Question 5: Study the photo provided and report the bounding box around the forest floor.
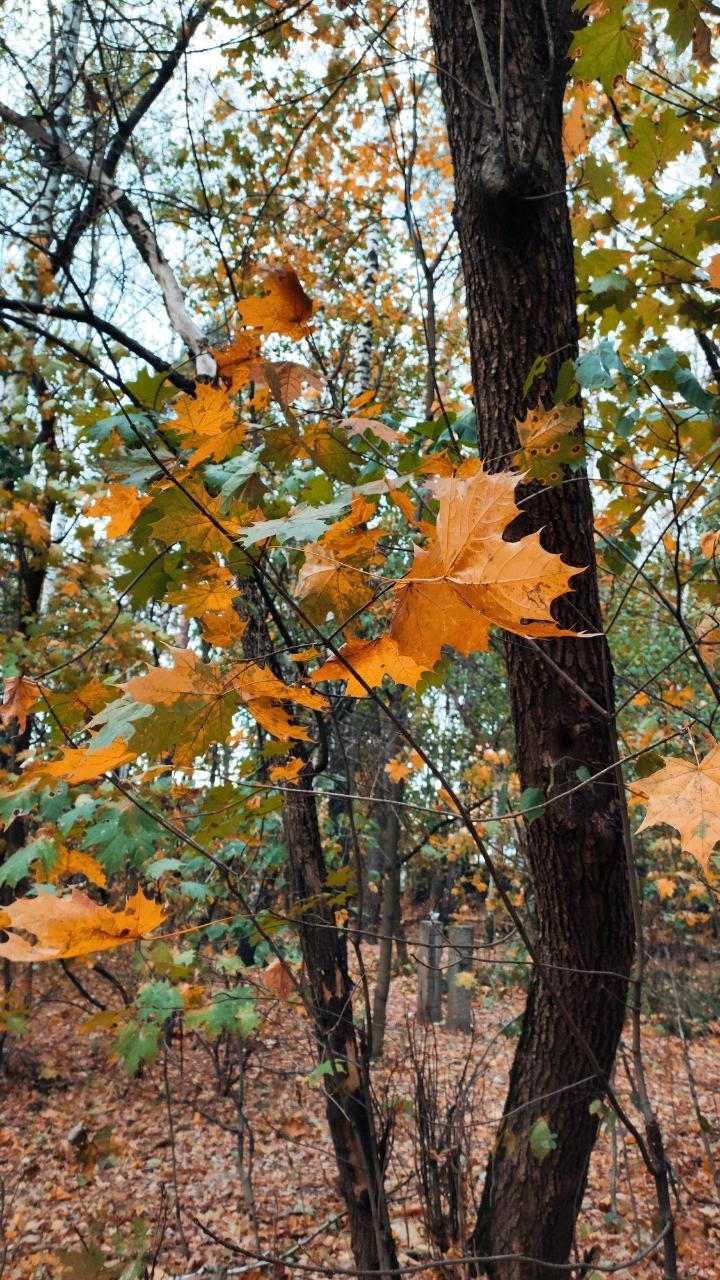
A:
[1,946,719,1279]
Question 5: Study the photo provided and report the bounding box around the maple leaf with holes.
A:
[0,676,40,734]
[636,741,720,870]
[314,465,583,692]
[0,888,165,962]
[513,404,584,485]
[237,265,314,338]
[44,847,107,888]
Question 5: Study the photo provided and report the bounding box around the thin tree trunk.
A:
[283,785,398,1275]
[428,3,634,1274]
[240,583,397,1274]
[371,778,402,1057]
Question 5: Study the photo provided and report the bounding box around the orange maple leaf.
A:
[87,485,151,539]
[44,847,107,888]
[213,329,262,388]
[169,383,246,469]
[295,496,381,625]
[314,466,583,692]
[29,741,137,783]
[0,676,40,734]
[0,888,165,963]
[269,756,304,783]
[636,741,720,870]
[237,265,314,338]
[312,635,425,697]
[385,757,411,782]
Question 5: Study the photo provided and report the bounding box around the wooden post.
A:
[417,919,443,1023]
[446,923,474,1032]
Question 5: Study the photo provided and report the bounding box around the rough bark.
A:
[428,2,634,1274]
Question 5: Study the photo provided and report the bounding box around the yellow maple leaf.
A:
[167,564,238,617]
[169,384,246,469]
[30,741,137,783]
[4,501,50,547]
[213,328,262,382]
[237,265,314,338]
[0,676,40,734]
[269,756,305,783]
[148,482,240,555]
[654,877,676,900]
[563,84,594,162]
[199,608,248,648]
[295,497,383,625]
[233,662,327,741]
[87,485,151,539]
[124,648,325,749]
[636,741,720,870]
[0,888,165,963]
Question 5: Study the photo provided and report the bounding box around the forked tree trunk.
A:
[428,2,634,1274]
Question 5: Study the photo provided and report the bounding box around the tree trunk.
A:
[428,3,634,1274]
[371,777,403,1057]
[283,785,398,1275]
[239,583,397,1274]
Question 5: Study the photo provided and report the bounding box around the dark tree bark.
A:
[427,3,634,1274]
[371,775,403,1057]
[240,582,397,1275]
[282,786,398,1275]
